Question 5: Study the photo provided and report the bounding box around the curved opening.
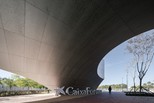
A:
[97,59,104,79]
[0,68,50,96]
[98,29,154,92]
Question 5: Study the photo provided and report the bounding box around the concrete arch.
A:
[0,0,154,90]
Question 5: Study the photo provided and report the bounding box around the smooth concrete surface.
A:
[51,92,154,103]
[1,92,154,103]
[0,93,58,103]
[0,93,83,103]
[0,0,154,90]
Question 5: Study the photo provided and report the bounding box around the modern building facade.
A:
[0,0,154,90]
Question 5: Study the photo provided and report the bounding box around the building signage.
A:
[54,86,102,96]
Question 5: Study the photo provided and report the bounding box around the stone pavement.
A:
[55,92,154,103]
[0,93,58,103]
[1,92,154,103]
[0,93,82,103]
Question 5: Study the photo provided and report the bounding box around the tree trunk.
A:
[133,77,136,92]
[134,82,136,92]
[139,78,142,93]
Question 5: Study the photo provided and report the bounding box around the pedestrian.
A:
[108,86,112,94]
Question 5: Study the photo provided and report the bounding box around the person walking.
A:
[108,86,112,94]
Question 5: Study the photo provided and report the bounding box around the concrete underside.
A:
[0,0,154,89]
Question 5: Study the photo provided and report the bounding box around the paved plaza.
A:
[0,93,58,103]
[1,92,154,103]
[56,92,154,103]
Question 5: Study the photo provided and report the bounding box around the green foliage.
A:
[0,75,47,89]
[11,75,20,80]
[0,78,2,84]
[143,81,154,88]
[130,81,154,89]
[1,78,16,88]
[98,84,127,89]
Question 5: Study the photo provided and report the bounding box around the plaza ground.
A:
[1,92,154,103]
[0,93,57,103]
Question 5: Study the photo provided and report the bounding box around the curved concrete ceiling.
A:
[0,0,154,89]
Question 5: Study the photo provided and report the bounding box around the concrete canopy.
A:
[0,0,154,89]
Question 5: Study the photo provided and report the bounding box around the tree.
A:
[126,32,154,93]
[127,59,137,92]
[2,78,16,89]
[11,74,20,80]
[0,77,2,85]
[98,84,127,90]
[0,77,4,88]
[14,78,25,87]
[14,78,45,89]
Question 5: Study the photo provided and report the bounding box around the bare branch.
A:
[136,62,140,73]
[146,53,154,71]
[126,31,154,92]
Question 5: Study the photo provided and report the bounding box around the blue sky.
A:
[99,29,154,88]
[0,69,14,78]
[99,41,132,87]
